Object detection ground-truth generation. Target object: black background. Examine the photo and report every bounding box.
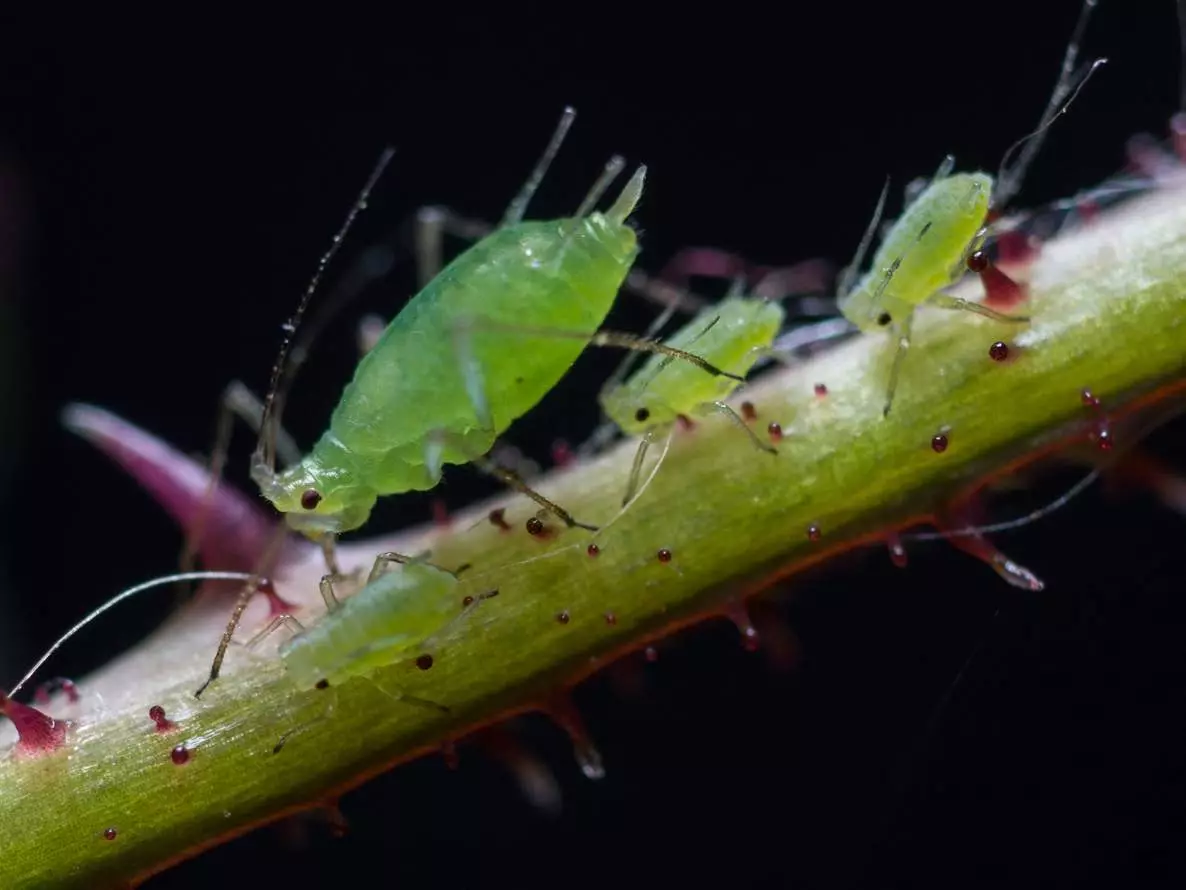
[0,2,1184,887]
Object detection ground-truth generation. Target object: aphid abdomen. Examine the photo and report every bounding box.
[841,173,992,330]
[279,563,459,690]
[320,217,638,496]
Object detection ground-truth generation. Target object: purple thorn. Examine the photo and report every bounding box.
[60,403,312,577]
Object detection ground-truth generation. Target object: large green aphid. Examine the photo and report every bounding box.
[837,0,1106,417]
[249,108,741,549]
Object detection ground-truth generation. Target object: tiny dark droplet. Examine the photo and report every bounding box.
[740,401,757,421]
[814,383,828,396]
[806,524,821,541]
[605,612,617,625]
[657,548,672,563]
[767,421,783,443]
[103,827,118,841]
[526,517,545,536]
[557,611,570,625]
[931,433,949,453]
[586,543,600,557]
[171,744,191,765]
[416,654,434,671]
[989,341,1009,361]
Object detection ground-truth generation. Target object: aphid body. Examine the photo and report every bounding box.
[601,292,785,435]
[277,558,461,691]
[838,172,991,332]
[255,167,646,538]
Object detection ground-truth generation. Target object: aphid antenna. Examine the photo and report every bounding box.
[502,106,578,227]
[837,176,891,299]
[250,146,397,492]
[6,572,258,700]
[270,240,401,451]
[900,468,1103,544]
[994,0,1106,210]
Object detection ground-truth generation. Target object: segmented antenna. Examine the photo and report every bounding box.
[503,107,577,227]
[7,571,257,699]
[837,177,891,300]
[994,0,1106,208]
[252,147,396,481]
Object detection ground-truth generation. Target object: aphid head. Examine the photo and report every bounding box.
[264,456,378,537]
[600,383,676,435]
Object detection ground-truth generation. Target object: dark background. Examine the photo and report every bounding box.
[1,2,1184,887]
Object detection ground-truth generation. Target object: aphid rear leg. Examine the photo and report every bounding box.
[621,430,658,507]
[366,550,419,584]
[699,401,778,456]
[428,428,599,532]
[245,614,306,652]
[928,293,1031,324]
[882,313,916,419]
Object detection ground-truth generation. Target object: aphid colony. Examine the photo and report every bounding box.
[3,0,1150,747]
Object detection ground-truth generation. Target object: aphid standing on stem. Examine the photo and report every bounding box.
[581,253,843,502]
[248,551,493,699]
[836,0,1106,417]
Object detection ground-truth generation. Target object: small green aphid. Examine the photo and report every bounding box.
[598,280,785,505]
[247,551,493,704]
[837,0,1106,417]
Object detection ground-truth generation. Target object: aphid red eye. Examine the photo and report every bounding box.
[634,407,651,423]
[966,250,988,272]
[300,489,323,510]
[877,312,892,326]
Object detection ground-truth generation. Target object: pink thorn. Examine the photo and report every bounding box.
[61,403,313,578]
[658,247,751,288]
[935,500,1045,592]
[722,601,760,652]
[1,692,69,758]
[540,696,605,780]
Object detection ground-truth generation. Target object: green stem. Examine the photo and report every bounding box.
[3,184,1186,889]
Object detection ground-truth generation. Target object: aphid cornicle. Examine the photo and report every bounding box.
[837,0,1106,417]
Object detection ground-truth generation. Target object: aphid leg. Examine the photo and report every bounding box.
[365,675,451,715]
[882,313,916,419]
[413,206,495,289]
[366,550,421,584]
[245,614,306,652]
[317,575,342,613]
[318,535,343,578]
[180,380,301,581]
[356,313,387,357]
[927,292,1031,324]
[429,428,599,532]
[621,430,658,507]
[698,401,778,456]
